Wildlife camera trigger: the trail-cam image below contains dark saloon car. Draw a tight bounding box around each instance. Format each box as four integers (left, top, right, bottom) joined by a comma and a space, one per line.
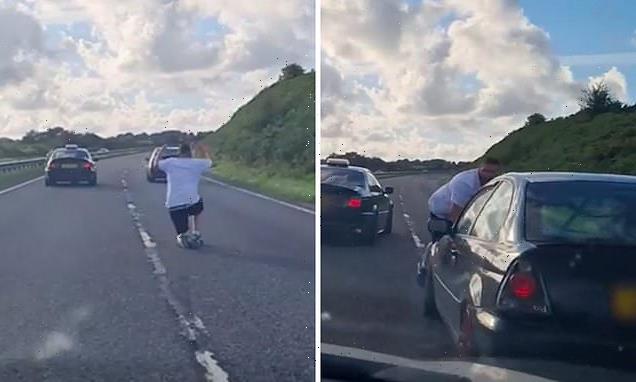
45, 145, 98, 186
321, 158, 394, 244
146, 146, 180, 182
417, 172, 636, 360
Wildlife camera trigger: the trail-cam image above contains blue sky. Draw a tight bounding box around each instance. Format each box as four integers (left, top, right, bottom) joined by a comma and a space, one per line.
520, 0, 636, 103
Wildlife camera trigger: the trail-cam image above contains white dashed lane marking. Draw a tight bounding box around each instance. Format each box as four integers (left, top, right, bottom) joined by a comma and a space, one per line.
398, 193, 426, 248
121, 175, 229, 382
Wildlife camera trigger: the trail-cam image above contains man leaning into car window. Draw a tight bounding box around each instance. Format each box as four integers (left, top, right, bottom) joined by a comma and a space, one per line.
427, 157, 501, 242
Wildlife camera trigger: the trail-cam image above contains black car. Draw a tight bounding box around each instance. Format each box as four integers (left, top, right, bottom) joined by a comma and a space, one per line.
45, 145, 98, 186
321, 158, 394, 244
146, 146, 180, 182
417, 172, 636, 360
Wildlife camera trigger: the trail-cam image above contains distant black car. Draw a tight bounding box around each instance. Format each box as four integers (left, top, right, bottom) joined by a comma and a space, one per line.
146, 146, 180, 182
321, 159, 394, 244
417, 172, 636, 359
45, 145, 97, 186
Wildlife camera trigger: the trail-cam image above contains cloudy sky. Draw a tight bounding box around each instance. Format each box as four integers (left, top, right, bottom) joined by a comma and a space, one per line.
0, 0, 314, 139
321, 0, 636, 161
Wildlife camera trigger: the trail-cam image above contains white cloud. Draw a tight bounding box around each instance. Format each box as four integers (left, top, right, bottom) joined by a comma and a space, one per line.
588, 66, 628, 103
321, 0, 625, 161
0, 0, 314, 139
0, 7, 45, 86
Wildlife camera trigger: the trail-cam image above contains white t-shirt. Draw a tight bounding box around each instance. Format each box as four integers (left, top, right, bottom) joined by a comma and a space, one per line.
428, 168, 481, 220
158, 157, 212, 208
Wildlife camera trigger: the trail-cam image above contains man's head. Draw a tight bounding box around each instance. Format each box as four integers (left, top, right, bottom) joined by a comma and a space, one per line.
179, 143, 192, 158
478, 157, 501, 184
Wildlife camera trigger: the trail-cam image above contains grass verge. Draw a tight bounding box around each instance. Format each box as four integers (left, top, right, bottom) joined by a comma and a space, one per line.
0, 167, 43, 191
209, 161, 314, 206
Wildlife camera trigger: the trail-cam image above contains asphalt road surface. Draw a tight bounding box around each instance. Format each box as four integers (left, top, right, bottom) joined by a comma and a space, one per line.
0, 153, 314, 382
321, 172, 456, 359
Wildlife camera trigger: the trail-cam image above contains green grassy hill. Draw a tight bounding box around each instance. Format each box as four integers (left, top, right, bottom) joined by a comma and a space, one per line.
478, 111, 636, 175
203, 71, 315, 203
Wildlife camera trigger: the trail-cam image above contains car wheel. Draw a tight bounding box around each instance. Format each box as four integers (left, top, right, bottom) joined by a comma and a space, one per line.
457, 303, 479, 358
147, 175, 154, 183
384, 207, 393, 234
45, 178, 51, 187
89, 178, 97, 187
361, 215, 379, 246
421, 253, 438, 318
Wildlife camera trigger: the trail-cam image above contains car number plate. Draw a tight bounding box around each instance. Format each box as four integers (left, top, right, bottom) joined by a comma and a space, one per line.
611, 285, 636, 324
61, 164, 78, 169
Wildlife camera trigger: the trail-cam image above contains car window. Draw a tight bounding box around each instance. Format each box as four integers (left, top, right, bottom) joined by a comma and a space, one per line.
525, 181, 636, 245
456, 186, 496, 235
367, 172, 383, 193
161, 148, 180, 158
51, 149, 90, 160
471, 181, 514, 241
321, 167, 365, 190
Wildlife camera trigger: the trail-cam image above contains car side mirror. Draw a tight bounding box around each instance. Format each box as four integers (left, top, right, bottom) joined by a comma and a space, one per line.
428, 218, 453, 237
384, 186, 394, 195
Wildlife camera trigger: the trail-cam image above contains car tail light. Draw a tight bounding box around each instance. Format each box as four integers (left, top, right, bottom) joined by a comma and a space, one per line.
48, 163, 57, 170
497, 260, 550, 316
347, 198, 362, 209
509, 273, 537, 299
83, 162, 93, 171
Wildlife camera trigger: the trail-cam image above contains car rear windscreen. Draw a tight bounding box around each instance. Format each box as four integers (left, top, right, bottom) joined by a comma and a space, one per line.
161, 148, 181, 158
51, 150, 90, 160
321, 168, 365, 189
525, 181, 636, 245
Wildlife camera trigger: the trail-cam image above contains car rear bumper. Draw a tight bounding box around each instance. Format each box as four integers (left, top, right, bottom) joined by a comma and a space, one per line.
148, 169, 166, 180
473, 308, 636, 360
47, 170, 96, 182
322, 214, 376, 235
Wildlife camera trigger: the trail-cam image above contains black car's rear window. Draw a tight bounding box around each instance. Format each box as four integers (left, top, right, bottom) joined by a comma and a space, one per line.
51, 149, 90, 160
525, 181, 636, 245
321, 167, 365, 189
161, 148, 181, 158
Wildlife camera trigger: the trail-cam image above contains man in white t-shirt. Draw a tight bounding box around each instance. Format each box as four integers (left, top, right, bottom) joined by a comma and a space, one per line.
153, 142, 212, 248
427, 157, 501, 241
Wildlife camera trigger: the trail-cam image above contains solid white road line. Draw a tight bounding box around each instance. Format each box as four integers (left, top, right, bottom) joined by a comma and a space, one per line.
202, 176, 314, 215
0, 175, 44, 196
321, 343, 556, 382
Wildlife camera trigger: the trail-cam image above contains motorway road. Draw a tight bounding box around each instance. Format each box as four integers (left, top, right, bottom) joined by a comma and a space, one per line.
0, 153, 314, 382
321, 172, 455, 359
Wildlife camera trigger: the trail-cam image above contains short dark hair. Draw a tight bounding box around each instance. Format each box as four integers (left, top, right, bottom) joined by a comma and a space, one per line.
482, 157, 501, 166
179, 143, 192, 157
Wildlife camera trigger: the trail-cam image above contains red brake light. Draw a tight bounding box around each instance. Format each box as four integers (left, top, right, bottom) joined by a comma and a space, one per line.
83, 162, 93, 170
509, 273, 537, 299
48, 163, 56, 170
347, 198, 362, 208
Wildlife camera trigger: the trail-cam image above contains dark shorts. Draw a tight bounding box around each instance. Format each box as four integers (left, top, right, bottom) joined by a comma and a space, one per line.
169, 199, 204, 235
428, 213, 451, 243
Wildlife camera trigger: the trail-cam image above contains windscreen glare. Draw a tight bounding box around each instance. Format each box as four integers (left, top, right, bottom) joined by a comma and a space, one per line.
321, 167, 365, 189
525, 181, 636, 245
51, 149, 90, 160
160, 148, 181, 158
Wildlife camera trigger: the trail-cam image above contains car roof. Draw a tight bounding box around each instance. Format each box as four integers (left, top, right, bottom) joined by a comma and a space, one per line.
499, 171, 636, 184
321, 164, 368, 174
54, 147, 88, 152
